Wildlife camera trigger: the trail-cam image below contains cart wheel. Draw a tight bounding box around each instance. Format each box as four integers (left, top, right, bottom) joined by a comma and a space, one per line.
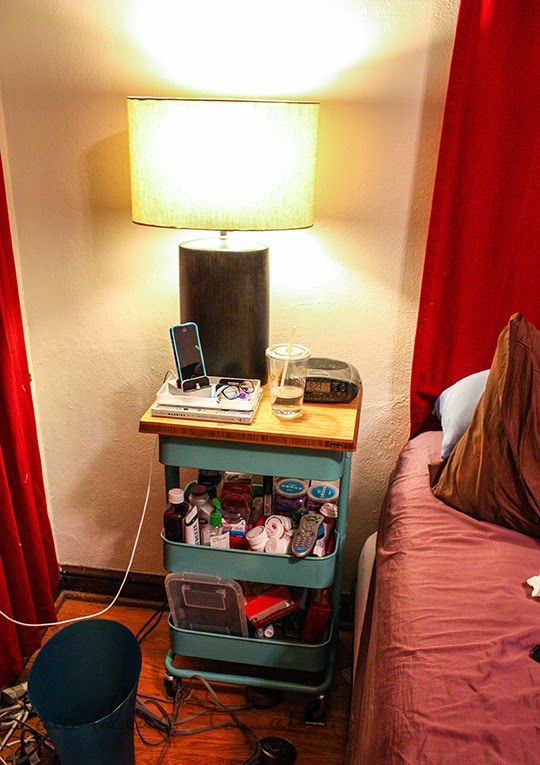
245, 685, 282, 709
164, 673, 182, 698
304, 693, 327, 725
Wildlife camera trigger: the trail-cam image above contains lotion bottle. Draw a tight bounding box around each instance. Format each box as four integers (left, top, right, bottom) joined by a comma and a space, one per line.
208, 499, 229, 548
209, 499, 223, 538
183, 505, 201, 545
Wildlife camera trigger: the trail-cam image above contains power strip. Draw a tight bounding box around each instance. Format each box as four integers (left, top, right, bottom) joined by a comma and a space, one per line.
1, 681, 28, 706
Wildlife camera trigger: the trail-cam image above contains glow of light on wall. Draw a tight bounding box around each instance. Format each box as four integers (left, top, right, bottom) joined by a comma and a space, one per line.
268, 229, 347, 296
128, 0, 380, 95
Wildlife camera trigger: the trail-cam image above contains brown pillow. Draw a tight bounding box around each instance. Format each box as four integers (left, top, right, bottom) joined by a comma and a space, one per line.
433, 313, 540, 537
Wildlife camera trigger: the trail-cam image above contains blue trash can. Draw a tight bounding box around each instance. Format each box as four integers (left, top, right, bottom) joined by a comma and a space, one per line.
28, 619, 142, 765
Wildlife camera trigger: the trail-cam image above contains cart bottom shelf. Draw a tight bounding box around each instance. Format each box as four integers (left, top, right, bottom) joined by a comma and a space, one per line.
165, 650, 336, 695
165, 619, 338, 695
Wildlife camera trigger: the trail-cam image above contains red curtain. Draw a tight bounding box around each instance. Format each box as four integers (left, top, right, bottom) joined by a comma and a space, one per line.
410, 0, 540, 436
0, 154, 58, 688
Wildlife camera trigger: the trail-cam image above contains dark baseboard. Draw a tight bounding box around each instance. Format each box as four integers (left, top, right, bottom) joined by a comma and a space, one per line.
58, 565, 166, 604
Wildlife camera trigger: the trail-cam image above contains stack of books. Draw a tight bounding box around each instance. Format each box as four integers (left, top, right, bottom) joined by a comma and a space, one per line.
151, 375, 262, 424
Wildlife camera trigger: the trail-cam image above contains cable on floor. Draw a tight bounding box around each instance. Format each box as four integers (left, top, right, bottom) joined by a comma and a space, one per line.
0, 698, 55, 765
135, 674, 261, 765
136, 601, 168, 644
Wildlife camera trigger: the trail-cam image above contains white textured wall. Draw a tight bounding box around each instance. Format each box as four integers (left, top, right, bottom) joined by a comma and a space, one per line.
0, 0, 458, 584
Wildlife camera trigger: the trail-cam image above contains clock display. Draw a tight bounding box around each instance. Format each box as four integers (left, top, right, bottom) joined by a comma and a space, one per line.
304, 359, 361, 403
308, 380, 331, 393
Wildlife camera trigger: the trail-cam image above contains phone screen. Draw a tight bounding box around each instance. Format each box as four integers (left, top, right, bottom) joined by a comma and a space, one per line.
171, 323, 206, 382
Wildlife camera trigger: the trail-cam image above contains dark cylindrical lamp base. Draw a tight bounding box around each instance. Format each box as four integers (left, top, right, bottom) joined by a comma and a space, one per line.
179, 238, 269, 383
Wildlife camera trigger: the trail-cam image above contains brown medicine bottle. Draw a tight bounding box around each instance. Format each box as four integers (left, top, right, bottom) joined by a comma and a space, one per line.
164, 488, 189, 542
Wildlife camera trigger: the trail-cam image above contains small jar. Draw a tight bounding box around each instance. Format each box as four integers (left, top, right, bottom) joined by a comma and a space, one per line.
221, 493, 251, 546
246, 525, 268, 552
306, 481, 339, 513
265, 535, 291, 555
273, 477, 308, 515
264, 515, 293, 539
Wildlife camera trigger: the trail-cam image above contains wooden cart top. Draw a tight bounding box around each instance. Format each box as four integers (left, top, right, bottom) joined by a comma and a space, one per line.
139, 385, 362, 452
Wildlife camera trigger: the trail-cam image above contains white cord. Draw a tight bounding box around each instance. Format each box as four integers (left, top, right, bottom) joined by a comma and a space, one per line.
0, 436, 158, 628
0, 706, 27, 751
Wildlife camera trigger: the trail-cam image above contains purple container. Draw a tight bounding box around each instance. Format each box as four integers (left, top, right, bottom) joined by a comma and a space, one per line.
273, 478, 308, 515
306, 482, 340, 513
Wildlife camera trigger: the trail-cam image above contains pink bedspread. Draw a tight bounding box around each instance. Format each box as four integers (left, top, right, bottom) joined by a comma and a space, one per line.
347, 432, 540, 765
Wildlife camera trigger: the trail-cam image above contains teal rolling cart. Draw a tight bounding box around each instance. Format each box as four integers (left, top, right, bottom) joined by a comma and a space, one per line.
139, 386, 361, 717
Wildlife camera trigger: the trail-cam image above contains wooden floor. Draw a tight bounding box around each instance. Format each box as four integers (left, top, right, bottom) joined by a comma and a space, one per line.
25, 595, 353, 764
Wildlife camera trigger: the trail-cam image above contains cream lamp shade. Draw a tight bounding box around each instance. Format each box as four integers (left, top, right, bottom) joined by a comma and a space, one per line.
127, 97, 319, 231
126, 97, 319, 382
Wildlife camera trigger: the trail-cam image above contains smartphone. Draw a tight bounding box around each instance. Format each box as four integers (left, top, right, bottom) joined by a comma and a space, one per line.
169, 322, 210, 391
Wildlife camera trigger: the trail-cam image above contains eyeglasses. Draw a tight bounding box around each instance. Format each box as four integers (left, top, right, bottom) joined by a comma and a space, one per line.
216, 380, 255, 402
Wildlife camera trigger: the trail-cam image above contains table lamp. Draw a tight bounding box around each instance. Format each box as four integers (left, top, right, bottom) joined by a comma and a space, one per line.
127, 97, 319, 382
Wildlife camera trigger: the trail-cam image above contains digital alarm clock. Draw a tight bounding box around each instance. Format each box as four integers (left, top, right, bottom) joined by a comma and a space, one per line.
304, 358, 361, 403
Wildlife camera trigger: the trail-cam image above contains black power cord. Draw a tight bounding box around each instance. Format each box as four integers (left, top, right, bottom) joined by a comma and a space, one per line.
135, 601, 168, 644
0, 701, 56, 765
135, 676, 301, 764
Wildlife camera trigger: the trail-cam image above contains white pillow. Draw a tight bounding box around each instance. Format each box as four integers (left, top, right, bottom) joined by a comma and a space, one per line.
433, 370, 490, 459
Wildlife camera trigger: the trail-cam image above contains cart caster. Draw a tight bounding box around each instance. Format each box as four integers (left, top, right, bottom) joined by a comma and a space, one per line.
164, 673, 182, 698
245, 686, 282, 709
304, 693, 327, 725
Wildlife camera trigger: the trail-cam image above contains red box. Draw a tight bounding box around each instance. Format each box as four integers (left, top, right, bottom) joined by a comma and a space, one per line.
244, 585, 299, 629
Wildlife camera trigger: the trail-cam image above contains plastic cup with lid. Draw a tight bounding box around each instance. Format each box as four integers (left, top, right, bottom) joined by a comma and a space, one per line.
265, 342, 311, 419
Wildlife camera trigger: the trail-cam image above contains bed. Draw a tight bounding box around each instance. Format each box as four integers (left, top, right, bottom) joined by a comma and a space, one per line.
347, 315, 540, 764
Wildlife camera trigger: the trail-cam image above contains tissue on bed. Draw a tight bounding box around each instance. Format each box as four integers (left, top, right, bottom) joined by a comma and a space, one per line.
526, 574, 540, 597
